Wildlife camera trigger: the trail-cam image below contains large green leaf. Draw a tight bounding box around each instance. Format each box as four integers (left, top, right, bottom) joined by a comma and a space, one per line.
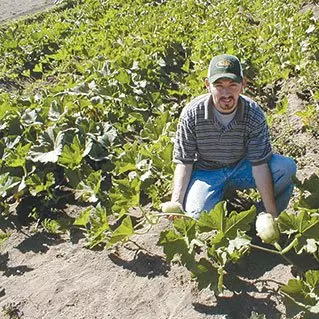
74, 170, 103, 203
85, 204, 110, 249
173, 217, 197, 244
281, 270, 319, 315
278, 211, 300, 236
48, 100, 66, 121
197, 202, 255, 239
109, 176, 141, 218
107, 216, 134, 248
140, 111, 173, 141
190, 258, 219, 291
224, 206, 256, 239
142, 136, 174, 174
0, 173, 20, 198
25, 172, 55, 196
20, 108, 43, 127
28, 127, 73, 164
73, 207, 92, 227
113, 142, 140, 175
197, 201, 226, 233
295, 174, 319, 209
4, 143, 31, 168
58, 135, 85, 169
278, 211, 319, 240
157, 223, 196, 266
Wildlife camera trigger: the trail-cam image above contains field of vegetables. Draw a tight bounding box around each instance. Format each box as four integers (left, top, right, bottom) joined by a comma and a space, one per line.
0, 0, 319, 318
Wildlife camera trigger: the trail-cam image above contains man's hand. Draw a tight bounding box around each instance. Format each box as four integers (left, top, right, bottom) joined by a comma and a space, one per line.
256, 212, 280, 244
161, 201, 184, 213
171, 163, 193, 204
252, 163, 278, 216
160, 201, 184, 220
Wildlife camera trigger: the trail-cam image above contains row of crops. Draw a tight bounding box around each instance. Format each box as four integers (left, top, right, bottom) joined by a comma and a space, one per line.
0, 0, 319, 317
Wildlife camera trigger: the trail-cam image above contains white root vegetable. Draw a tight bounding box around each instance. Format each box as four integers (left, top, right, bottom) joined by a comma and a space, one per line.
255, 212, 280, 244
160, 201, 184, 214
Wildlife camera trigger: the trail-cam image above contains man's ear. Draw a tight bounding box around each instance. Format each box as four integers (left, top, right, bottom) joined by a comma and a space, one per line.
242, 76, 248, 88
204, 78, 210, 90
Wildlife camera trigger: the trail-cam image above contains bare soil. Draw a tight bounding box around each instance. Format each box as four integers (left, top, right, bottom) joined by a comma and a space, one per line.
0, 218, 299, 319
0, 0, 54, 23
0, 2, 319, 319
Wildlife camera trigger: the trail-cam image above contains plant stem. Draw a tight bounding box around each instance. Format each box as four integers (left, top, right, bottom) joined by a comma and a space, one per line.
249, 243, 304, 273
156, 212, 197, 220
127, 239, 153, 253
134, 225, 153, 235
249, 243, 282, 255
281, 238, 298, 254
139, 206, 158, 225
253, 278, 285, 286
273, 242, 282, 252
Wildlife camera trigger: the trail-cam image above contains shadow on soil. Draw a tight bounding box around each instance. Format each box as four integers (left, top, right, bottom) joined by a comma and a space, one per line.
193, 239, 319, 319
108, 251, 170, 278
226, 247, 288, 279
0, 252, 34, 278
193, 292, 281, 319
191, 248, 286, 318
15, 232, 64, 254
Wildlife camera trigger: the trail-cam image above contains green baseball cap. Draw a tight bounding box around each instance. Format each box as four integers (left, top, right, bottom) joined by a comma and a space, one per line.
208, 54, 243, 83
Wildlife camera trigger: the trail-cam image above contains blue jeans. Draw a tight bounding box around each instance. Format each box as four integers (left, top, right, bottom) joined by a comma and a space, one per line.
184, 154, 297, 219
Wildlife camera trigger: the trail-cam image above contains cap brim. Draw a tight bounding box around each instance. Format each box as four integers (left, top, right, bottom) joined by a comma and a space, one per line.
208, 73, 242, 83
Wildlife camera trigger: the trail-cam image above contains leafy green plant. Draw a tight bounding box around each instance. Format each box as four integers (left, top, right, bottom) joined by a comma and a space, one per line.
249, 312, 266, 319
1, 302, 22, 319
293, 173, 319, 210
158, 202, 256, 293
281, 270, 319, 318
0, 232, 11, 244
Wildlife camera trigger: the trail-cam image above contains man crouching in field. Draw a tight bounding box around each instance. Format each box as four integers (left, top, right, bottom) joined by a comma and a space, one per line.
164, 54, 296, 219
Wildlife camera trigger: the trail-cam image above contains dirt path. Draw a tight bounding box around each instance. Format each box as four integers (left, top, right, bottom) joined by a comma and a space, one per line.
0, 0, 55, 23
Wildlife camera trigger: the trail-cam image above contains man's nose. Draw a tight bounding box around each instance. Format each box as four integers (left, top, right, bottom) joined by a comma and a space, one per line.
221, 87, 230, 96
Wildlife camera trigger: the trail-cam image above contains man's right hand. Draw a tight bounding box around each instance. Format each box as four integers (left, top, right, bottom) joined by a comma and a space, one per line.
160, 201, 184, 214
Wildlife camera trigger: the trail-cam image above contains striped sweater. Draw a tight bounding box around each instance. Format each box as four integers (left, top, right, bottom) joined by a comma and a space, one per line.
173, 93, 272, 170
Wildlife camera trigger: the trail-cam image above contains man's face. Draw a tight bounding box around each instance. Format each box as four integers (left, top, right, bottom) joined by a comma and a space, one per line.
206, 78, 245, 113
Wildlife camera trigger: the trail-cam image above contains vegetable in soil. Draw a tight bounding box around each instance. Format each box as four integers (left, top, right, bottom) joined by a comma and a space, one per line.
255, 212, 280, 244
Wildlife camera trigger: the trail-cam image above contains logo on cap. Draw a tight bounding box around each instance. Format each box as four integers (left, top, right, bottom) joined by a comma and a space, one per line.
216, 60, 234, 68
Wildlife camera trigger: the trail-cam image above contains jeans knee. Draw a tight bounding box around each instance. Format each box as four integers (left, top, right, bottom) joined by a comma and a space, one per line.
272, 155, 296, 180
284, 157, 297, 179
272, 156, 296, 195
185, 208, 202, 220
184, 197, 219, 220
184, 197, 211, 219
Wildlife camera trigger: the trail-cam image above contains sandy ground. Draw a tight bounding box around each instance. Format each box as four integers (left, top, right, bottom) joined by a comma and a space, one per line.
0, 0, 55, 23
0, 219, 295, 319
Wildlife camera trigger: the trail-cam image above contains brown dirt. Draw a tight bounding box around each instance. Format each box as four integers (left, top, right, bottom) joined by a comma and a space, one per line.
0, 0, 54, 23
0, 218, 295, 319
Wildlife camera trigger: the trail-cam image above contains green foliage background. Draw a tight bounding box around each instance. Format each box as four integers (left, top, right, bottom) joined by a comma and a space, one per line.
0, 0, 318, 242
